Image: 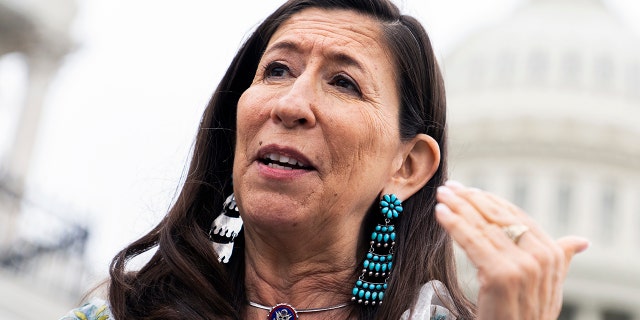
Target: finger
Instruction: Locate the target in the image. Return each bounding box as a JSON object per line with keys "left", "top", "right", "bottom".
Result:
{"left": 435, "top": 203, "right": 501, "bottom": 265}
{"left": 436, "top": 186, "right": 491, "bottom": 230}
{"left": 483, "top": 191, "right": 554, "bottom": 244}
{"left": 451, "top": 186, "right": 519, "bottom": 226}
{"left": 436, "top": 203, "right": 534, "bottom": 277}
{"left": 447, "top": 181, "right": 563, "bottom": 318}
{"left": 438, "top": 202, "right": 547, "bottom": 319}
{"left": 547, "top": 236, "right": 589, "bottom": 317}
{"left": 556, "top": 236, "right": 590, "bottom": 274}
{"left": 480, "top": 190, "right": 568, "bottom": 318}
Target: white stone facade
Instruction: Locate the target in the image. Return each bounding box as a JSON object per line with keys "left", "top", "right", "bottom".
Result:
{"left": 445, "top": 0, "right": 640, "bottom": 319}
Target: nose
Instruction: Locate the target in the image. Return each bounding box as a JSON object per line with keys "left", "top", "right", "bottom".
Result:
{"left": 270, "top": 74, "right": 317, "bottom": 129}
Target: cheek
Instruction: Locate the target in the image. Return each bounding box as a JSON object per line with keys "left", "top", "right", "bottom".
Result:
{"left": 236, "top": 90, "right": 268, "bottom": 145}
{"left": 325, "top": 107, "right": 399, "bottom": 176}
{"left": 352, "top": 107, "right": 399, "bottom": 161}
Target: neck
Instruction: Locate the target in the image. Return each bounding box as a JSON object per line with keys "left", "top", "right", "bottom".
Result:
{"left": 242, "top": 224, "right": 360, "bottom": 319}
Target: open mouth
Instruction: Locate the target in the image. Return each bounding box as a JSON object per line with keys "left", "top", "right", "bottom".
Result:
{"left": 260, "top": 153, "right": 313, "bottom": 170}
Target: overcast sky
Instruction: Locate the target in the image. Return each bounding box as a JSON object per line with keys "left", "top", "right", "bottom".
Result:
{"left": 2, "top": 0, "right": 640, "bottom": 276}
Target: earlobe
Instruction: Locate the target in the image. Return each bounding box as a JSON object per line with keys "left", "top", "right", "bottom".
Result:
{"left": 384, "top": 134, "right": 441, "bottom": 201}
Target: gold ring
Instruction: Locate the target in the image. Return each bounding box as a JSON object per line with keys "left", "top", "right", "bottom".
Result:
{"left": 502, "top": 224, "right": 529, "bottom": 244}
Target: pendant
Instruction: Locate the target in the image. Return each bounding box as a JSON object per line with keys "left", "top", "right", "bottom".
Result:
{"left": 267, "top": 303, "right": 298, "bottom": 320}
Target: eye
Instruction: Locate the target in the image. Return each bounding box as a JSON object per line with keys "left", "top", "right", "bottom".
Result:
{"left": 329, "top": 74, "right": 361, "bottom": 96}
{"left": 263, "top": 62, "right": 290, "bottom": 79}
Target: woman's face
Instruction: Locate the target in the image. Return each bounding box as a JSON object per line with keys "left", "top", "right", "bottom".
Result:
{"left": 233, "top": 8, "right": 405, "bottom": 233}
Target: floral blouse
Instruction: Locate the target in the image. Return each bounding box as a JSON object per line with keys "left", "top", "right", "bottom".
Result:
{"left": 60, "top": 281, "right": 455, "bottom": 320}
{"left": 59, "top": 298, "right": 113, "bottom": 320}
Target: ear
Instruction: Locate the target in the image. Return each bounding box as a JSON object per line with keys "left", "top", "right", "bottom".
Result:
{"left": 383, "top": 133, "right": 440, "bottom": 201}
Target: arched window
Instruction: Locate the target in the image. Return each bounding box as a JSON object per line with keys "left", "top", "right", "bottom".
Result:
{"left": 512, "top": 174, "right": 529, "bottom": 213}
{"left": 527, "top": 49, "right": 548, "bottom": 86}
{"left": 495, "top": 50, "right": 515, "bottom": 86}
{"left": 555, "top": 178, "right": 573, "bottom": 233}
{"left": 558, "top": 303, "right": 577, "bottom": 320}
{"left": 602, "top": 309, "right": 633, "bottom": 320}
{"left": 594, "top": 55, "right": 615, "bottom": 91}
{"left": 599, "top": 182, "right": 617, "bottom": 245}
{"left": 625, "top": 62, "right": 640, "bottom": 99}
{"left": 560, "top": 51, "right": 582, "bottom": 88}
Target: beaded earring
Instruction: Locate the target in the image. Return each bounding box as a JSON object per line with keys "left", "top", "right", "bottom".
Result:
{"left": 352, "top": 194, "right": 402, "bottom": 305}
{"left": 209, "top": 193, "right": 242, "bottom": 263}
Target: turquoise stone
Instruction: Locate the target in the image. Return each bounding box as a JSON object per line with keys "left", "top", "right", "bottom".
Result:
{"left": 389, "top": 226, "right": 394, "bottom": 231}
{"left": 381, "top": 226, "right": 388, "bottom": 232}
{"left": 365, "top": 291, "right": 371, "bottom": 299}
{"left": 381, "top": 207, "right": 389, "bottom": 214}
{"left": 391, "top": 233, "right": 396, "bottom": 241}
{"left": 352, "top": 287, "right": 359, "bottom": 295}
{"left": 363, "top": 260, "right": 369, "bottom": 268}
{"left": 377, "top": 234, "right": 383, "bottom": 242}
{"left": 381, "top": 264, "right": 387, "bottom": 272}
{"left": 372, "top": 292, "right": 378, "bottom": 300}
{"left": 371, "top": 232, "right": 377, "bottom": 240}
{"left": 356, "top": 280, "right": 363, "bottom": 286}
{"left": 375, "top": 263, "right": 381, "bottom": 271}
{"left": 373, "top": 255, "right": 379, "bottom": 261}
{"left": 358, "top": 289, "right": 364, "bottom": 298}
{"left": 363, "top": 282, "right": 369, "bottom": 289}
{"left": 375, "top": 225, "right": 381, "bottom": 231}
{"left": 379, "top": 292, "right": 384, "bottom": 300}
{"left": 367, "top": 252, "right": 373, "bottom": 259}
{"left": 396, "top": 206, "right": 403, "bottom": 212}
{"left": 380, "top": 256, "right": 386, "bottom": 262}
{"left": 387, "top": 212, "right": 393, "bottom": 219}
{"left": 384, "top": 284, "right": 388, "bottom": 289}
{"left": 376, "top": 284, "right": 382, "bottom": 290}
{"left": 383, "top": 234, "right": 390, "bottom": 242}
{"left": 384, "top": 194, "right": 391, "bottom": 202}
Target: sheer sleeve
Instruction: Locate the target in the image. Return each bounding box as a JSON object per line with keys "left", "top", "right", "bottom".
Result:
{"left": 400, "top": 280, "right": 457, "bottom": 320}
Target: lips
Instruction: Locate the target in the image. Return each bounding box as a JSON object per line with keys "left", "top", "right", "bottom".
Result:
{"left": 257, "top": 145, "right": 315, "bottom": 171}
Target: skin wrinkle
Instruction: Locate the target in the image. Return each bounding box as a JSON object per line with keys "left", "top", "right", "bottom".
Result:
{"left": 264, "top": 14, "right": 386, "bottom": 101}
{"left": 233, "top": 8, "right": 409, "bottom": 317}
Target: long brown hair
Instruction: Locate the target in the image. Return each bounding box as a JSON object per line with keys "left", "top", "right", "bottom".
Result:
{"left": 109, "top": 0, "right": 476, "bottom": 319}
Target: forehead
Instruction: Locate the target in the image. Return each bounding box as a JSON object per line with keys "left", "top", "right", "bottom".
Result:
{"left": 268, "top": 8, "right": 389, "bottom": 57}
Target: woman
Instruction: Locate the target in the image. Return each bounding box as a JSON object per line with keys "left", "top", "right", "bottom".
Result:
{"left": 62, "top": 0, "right": 589, "bottom": 319}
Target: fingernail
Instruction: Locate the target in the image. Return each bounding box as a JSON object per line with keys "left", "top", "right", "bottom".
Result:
{"left": 435, "top": 203, "right": 452, "bottom": 215}
{"left": 437, "top": 186, "right": 454, "bottom": 197}
{"left": 577, "top": 238, "right": 591, "bottom": 253}
{"left": 445, "top": 180, "right": 465, "bottom": 190}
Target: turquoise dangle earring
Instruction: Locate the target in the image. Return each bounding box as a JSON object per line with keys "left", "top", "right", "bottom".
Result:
{"left": 352, "top": 194, "right": 402, "bottom": 305}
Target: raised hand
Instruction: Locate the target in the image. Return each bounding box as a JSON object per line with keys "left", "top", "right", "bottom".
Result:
{"left": 435, "top": 181, "right": 589, "bottom": 320}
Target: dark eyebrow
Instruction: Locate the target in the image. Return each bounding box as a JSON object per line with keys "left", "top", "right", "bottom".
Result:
{"left": 263, "top": 40, "right": 301, "bottom": 56}
{"left": 263, "top": 40, "right": 365, "bottom": 72}
{"left": 328, "top": 52, "right": 365, "bottom": 72}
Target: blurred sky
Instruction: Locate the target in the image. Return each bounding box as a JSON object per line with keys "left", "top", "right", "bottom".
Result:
{"left": 2, "top": 0, "right": 640, "bottom": 275}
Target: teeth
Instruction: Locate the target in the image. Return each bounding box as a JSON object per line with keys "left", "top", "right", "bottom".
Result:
{"left": 264, "top": 153, "right": 305, "bottom": 167}
{"left": 268, "top": 163, "right": 293, "bottom": 170}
